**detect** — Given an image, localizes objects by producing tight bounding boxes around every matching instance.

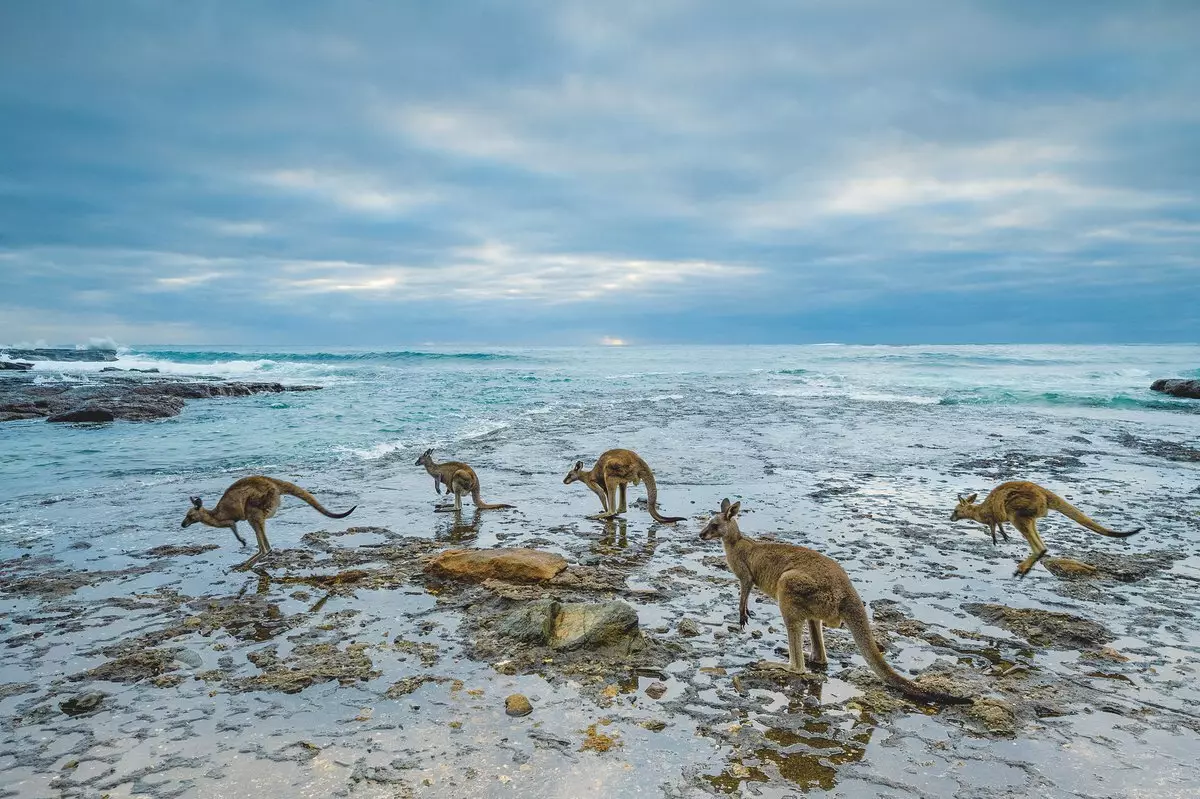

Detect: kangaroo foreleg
[230,522,248,547]
[738,578,752,629]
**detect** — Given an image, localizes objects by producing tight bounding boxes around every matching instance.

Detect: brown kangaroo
[415,449,514,512]
[951,480,1141,577]
[701,498,970,705]
[181,476,356,571]
[563,448,685,523]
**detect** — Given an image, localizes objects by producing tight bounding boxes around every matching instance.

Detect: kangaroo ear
[720,498,731,513]
[965,493,977,504]
[728,501,741,517]
[190,496,202,509]
[574,460,583,471]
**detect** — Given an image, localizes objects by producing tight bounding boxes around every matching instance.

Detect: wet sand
[2,393,1198,798]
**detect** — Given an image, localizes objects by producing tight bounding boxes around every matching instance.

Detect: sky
[1,1,1198,347]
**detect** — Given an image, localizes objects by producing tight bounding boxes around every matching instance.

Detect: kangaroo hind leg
[234,512,271,571]
[1012,516,1048,578]
[807,619,827,667]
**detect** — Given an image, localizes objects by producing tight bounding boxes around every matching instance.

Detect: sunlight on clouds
[254,169,436,214]
[267,244,758,303]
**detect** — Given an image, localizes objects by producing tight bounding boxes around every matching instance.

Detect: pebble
[505,694,533,717]
[645,681,668,699]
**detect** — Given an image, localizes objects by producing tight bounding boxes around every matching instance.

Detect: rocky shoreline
[0,373,320,423]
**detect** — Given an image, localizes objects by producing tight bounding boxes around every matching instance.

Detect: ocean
[1,343,1198,798]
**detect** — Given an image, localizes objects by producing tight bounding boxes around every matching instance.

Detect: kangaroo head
[700,498,742,541]
[415,448,434,467]
[950,493,978,521]
[563,460,586,485]
[181,495,204,528]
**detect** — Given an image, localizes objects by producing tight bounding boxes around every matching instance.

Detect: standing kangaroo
[415,449,514,512]
[951,480,1141,577]
[701,498,970,705]
[563,448,685,523]
[181,476,356,571]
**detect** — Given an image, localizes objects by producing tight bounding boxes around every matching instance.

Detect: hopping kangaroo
[701,499,970,705]
[563,448,685,523]
[415,449,514,512]
[951,480,1141,577]
[181,476,356,571]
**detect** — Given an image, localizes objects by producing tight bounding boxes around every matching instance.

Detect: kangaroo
[951,480,1141,578]
[415,449,514,512]
[701,498,971,705]
[562,448,685,523]
[181,476,356,571]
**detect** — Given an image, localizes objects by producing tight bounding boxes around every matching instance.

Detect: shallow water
[1,344,1198,797]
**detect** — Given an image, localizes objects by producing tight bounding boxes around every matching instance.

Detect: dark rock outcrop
[1150,378,1200,399]
[0,374,321,423]
[0,347,117,362]
[0,361,33,371]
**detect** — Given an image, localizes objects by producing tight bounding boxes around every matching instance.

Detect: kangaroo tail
[470,484,514,510]
[841,596,972,706]
[1046,493,1141,538]
[271,479,356,519]
[643,471,685,523]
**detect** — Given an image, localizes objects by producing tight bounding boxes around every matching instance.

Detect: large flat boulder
[1151,378,1200,399]
[425,548,567,583]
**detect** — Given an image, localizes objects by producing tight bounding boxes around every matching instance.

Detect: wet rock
[0,361,33,370]
[1043,557,1099,578]
[1151,378,1200,399]
[386,675,460,698]
[968,697,1017,736]
[964,602,1113,649]
[677,618,702,637]
[1,347,117,361]
[426,548,568,583]
[173,648,203,668]
[233,642,380,693]
[59,692,106,717]
[497,598,640,652]
[505,694,533,717]
[1116,431,1200,462]
[144,544,220,558]
[0,373,322,424]
[78,647,179,683]
[645,681,668,699]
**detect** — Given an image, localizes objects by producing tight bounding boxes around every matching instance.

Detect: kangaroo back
[270,478,356,519]
[840,594,971,705]
[642,469,685,523]
[1044,491,1141,538]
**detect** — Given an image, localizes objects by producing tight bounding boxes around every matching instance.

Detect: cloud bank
[1,1,1196,344]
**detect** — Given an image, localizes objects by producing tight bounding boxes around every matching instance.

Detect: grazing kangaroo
[563,448,685,523]
[415,449,514,512]
[181,476,356,571]
[701,498,970,705]
[951,480,1141,578]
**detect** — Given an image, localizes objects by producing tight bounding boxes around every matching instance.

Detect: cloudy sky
[1,1,1197,346]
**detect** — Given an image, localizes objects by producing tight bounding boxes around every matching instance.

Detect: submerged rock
[426,548,568,583]
[964,602,1113,649]
[1150,378,1200,399]
[59,692,107,717]
[505,694,533,717]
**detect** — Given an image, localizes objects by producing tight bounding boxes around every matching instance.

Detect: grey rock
[0,361,33,371]
[1150,378,1200,399]
[497,598,641,652]
[677,618,702,637]
[59,692,107,717]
